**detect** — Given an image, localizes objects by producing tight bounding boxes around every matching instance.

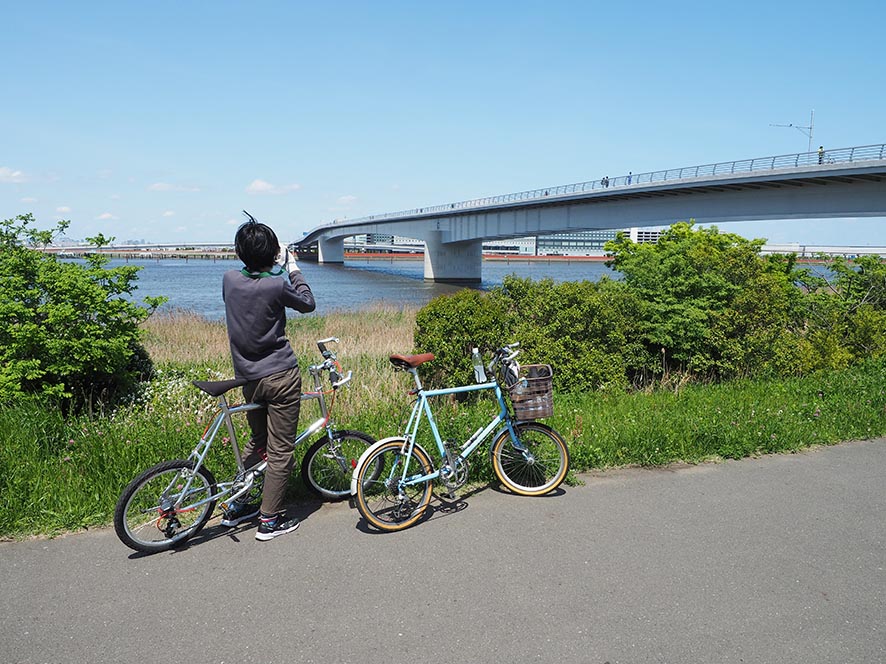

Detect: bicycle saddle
[389,353,435,370]
[192,378,249,397]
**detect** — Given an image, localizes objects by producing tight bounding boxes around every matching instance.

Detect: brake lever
[332,370,352,389]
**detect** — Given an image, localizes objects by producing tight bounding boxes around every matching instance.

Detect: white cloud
[56,206,71,213]
[21,196,38,203]
[148,182,200,192]
[162,210,175,217]
[97,212,118,220]
[174,226,188,233]
[246,179,302,195]
[328,194,359,212]
[0,166,27,183]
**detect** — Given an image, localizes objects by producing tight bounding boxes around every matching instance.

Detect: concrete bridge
[294,143,886,283]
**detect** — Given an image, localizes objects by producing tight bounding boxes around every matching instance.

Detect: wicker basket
[508,364,554,420]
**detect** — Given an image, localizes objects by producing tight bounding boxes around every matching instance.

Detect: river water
[105,257,617,319]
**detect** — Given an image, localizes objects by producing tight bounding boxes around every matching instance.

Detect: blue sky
[2,1,884,246]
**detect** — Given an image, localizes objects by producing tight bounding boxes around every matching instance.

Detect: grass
[3,306,886,539]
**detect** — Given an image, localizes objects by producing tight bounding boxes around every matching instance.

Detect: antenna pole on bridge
[770,109,815,153]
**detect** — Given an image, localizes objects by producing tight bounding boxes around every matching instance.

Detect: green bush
[0,214,166,409]
[414,288,509,388]
[414,275,650,392]
[414,222,886,391]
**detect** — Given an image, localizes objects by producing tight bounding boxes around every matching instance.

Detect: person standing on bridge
[818,145,825,164]
[219,214,316,541]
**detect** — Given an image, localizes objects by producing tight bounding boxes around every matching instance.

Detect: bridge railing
[339,143,886,226]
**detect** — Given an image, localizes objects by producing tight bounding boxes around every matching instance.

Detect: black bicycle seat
[192,378,249,397]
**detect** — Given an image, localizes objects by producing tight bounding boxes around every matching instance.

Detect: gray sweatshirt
[222,269,316,380]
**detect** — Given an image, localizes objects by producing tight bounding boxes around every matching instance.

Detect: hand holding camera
[276,242,299,273]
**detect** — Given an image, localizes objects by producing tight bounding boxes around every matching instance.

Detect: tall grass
[3,306,886,539]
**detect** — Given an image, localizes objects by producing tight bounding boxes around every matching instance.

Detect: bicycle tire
[353,438,434,532]
[491,422,569,496]
[114,459,217,554]
[301,429,377,501]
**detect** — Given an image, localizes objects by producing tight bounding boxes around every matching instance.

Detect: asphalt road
[2,439,884,664]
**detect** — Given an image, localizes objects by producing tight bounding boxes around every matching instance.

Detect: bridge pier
[423,233,482,284]
[317,237,344,264]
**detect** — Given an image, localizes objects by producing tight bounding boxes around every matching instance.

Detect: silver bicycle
[114,337,376,553]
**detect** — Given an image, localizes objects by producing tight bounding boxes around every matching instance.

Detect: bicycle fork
[503,419,536,465]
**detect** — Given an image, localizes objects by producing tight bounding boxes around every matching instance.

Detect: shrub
[414,222,886,391]
[414,275,650,392]
[414,288,509,388]
[0,214,166,410]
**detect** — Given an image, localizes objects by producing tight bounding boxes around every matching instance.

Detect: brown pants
[241,366,302,516]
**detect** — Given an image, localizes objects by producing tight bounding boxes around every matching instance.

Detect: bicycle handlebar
[489,343,520,366]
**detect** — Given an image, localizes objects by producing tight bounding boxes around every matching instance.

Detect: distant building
[366,233,394,245]
[628,227,665,244]
[483,237,536,255]
[534,227,665,256]
[343,227,666,256]
[536,230,614,255]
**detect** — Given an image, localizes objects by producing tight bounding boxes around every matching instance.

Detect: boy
[220,215,316,540]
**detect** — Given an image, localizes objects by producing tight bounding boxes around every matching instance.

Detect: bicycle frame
[395,372,527,489]
[167,354,351,515]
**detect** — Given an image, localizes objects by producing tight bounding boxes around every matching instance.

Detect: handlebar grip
[316,337,339,358]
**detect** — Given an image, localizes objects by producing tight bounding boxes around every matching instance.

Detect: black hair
[234,218,279,271]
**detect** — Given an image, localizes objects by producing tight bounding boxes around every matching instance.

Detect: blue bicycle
[350,343,569,531]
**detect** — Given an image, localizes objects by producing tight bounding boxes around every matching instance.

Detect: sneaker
[220,500,261,527]
[255,513,300,541]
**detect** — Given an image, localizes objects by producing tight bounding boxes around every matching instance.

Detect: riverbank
[3,307,886,538]
[50,249,609,262]
[347,251,610,262]
[48,248,868,265]
[50,249,239,261]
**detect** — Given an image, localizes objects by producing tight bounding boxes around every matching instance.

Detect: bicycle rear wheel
[301,429,377,500]
[491,422,569,496]
[114,459,217,553]
[354,438,433,532]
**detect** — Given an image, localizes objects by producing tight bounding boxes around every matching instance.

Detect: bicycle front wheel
[301,430,377,501]
[114,460,217,554]
[354,439,433,532]
[491,422,569,496]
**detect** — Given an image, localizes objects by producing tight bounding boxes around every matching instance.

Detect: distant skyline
[2,1,884,246]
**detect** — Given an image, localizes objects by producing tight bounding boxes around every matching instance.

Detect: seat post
[409,367,424,393]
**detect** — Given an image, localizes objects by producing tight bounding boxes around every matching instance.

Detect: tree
[605,221,808,378]
[0,214,166,409]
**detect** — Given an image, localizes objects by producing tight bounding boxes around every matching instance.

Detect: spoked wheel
[354,439,433,532]
[301,430,377,500]
[491,422,569,496]
[114,459,217,554]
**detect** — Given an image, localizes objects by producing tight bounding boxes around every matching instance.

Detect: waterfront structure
[295,144,886,282]
[341,230,664,256]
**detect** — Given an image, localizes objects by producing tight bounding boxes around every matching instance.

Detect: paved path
[2,440,884,664]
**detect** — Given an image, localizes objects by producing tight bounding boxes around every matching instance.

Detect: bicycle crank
[439,457,470,491]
